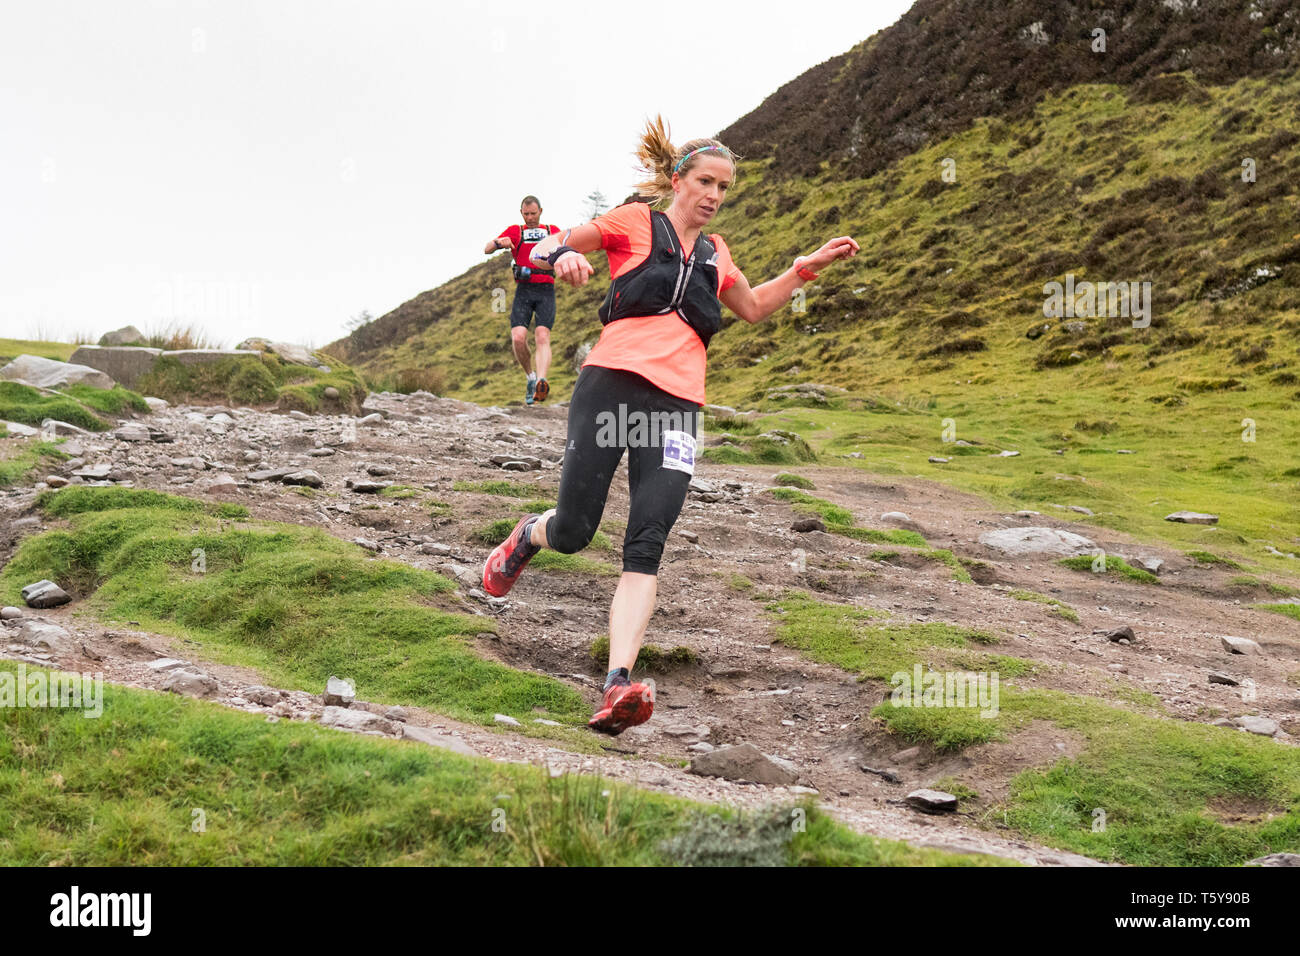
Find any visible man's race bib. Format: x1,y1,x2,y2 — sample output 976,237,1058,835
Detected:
661,430,696,475
521,226,549,243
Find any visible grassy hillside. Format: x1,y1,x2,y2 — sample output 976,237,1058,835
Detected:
327,73,1299,575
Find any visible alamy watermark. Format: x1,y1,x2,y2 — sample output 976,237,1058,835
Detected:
594,405,698,449
1043,273,1151,328
0,663,103,718
889,664,1000,718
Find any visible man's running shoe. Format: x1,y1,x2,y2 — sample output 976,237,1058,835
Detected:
587,681,655,735
533,378,549,403
482,514,540,597
525,376,537,405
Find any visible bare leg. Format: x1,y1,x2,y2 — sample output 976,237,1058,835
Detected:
510,326,532,375
606,572,657,671
534,326,552,380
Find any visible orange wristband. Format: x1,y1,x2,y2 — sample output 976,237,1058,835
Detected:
795,258,819,281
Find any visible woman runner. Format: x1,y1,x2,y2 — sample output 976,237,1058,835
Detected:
482,115,858,734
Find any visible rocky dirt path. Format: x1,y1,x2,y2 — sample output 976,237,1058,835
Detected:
4,389,1299,865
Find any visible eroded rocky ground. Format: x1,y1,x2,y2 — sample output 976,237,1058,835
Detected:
4,389,1299,866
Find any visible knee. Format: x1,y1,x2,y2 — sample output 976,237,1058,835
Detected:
535,327,551,346
622,522,668,575
545,513,595,555
510,327,527,346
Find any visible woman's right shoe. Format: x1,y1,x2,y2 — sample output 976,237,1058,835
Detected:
482,514,541,597
588,681,655,735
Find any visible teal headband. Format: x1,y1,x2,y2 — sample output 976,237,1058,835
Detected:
673,145,729,175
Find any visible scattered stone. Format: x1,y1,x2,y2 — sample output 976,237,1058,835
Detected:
323,386,340,400
928,456,950,464
420,542,452,556
320,706,398,735
288,410,311,421
1105,626,1136,643
354,537,380,552
11,516,39,532
687,743,799,785
308,447,336,457
860,765,903,783
977,527,1096,557
678,529,699,544
98,325,149,346
21,580,71,609
993,449,1020,457
1139,556,1164,575
357,413,384,427
204,474,238,494
161,668,219,698
1117,449,1134,454
532,718,561,726
349,481,390,494
323,676,356,706
1221,635,1262,656
170,456,209,470
383,706,409,722
242,686,283,706
1068,505,1094,515
880,511,912,524
247,467,296,482
401,724,479,756
1165,511,1218,525
144,397,170,411
145,657,188,671
1246,853,1300,866
493,713,522,727
1208,672,1239,687
662,723,710,739
0,606,21,620
791,518,826,533
112,423,152,442
282,469,324,488
2,420,39,437
687,742,715,753
905,789,959,814
366,464,396,477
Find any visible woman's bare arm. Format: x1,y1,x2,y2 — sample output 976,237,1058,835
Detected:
720,236,859,323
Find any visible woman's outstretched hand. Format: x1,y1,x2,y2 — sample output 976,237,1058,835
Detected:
801,236,860,273
555,251,595,287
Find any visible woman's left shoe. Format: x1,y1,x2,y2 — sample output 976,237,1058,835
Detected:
482,514,541,597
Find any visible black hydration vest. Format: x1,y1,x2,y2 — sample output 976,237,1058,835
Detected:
597,210,723,348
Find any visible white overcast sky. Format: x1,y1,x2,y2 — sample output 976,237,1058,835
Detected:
1,0,912,349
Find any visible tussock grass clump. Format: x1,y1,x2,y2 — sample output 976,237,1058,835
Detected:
589,635,698,671
1059,555,1161,584
0,381,110,432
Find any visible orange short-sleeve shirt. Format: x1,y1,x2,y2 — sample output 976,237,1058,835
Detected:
583,201,743,405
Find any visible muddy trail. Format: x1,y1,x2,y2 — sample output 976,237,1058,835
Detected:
4,389,1299,866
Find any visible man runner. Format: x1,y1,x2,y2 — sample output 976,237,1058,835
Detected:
485,196,560,404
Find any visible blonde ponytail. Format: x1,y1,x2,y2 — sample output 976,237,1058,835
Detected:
633,114,737,206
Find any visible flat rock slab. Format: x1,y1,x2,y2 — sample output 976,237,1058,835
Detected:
1221,635,1262,656
1165,511,1218,525
687,742,798,785
69,345,164,388
13,618,75,653
1246,853,1300,866
401,724,480,757
1,354,115,389
906,789,959,814
320,705,398,735
977,527,1096,557
1234,715,1280,736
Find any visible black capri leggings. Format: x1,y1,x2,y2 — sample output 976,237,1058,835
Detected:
545,365,700,574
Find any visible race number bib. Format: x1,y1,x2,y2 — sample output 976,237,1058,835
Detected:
521,226,548,243
661,430,696,475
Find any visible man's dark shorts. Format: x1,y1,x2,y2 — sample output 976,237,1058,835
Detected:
509,281,556,330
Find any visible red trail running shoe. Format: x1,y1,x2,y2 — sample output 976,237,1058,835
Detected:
588,681,655,735
482,514,540,597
